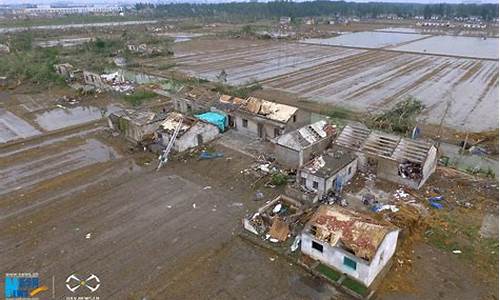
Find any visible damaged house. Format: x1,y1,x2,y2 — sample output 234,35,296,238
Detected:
108,109,166,145
173,94,215,115
54,63,76,80
155,112,220,152
301,205,399,287
272,120,337,167
243,195,304,243
299,145,357,197
83,71,107,90
335,124,437,189
216,95,310,140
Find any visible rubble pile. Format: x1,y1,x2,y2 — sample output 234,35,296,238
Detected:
243,195,304,243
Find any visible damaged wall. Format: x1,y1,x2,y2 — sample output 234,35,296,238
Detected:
228,109,310,140
160,122,219,152
174,97,211,115
300,229,399,287
419,146,437,188
273,136,334,168
300,159,357,197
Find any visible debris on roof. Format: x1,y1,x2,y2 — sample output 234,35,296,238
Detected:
160,112,194,133
219,95,298,123
273,120,336,150
302,146,357,178
306,205,397,261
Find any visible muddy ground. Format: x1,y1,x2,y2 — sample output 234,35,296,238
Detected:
0,19,498,299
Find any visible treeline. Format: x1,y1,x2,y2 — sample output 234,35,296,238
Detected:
134,1,499,21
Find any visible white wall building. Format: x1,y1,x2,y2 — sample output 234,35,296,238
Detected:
299,146,357,197
301,205,399,287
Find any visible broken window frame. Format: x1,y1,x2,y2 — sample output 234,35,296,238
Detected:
312,240,323,253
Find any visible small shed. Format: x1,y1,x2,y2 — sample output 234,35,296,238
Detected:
108,109,165,144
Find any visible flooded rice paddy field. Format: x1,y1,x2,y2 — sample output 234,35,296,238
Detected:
0,91,122,144
304,31,430,49
169,36,498,132
393,35,499,60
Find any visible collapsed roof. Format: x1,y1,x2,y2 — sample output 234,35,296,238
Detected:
335,123,435,164
110,109,163,126
301,145,357,178
218,95,298,124
306,205,398,261
273,120,336,150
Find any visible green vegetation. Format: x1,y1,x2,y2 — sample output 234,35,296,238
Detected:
426,213,498,276
270,172,288,186
136,2,498,21
316,264,341,282
123,89,156,106
213,80,263,99
0,15,145,28
0,33,65,87
342,277,368,296
368,97,424,135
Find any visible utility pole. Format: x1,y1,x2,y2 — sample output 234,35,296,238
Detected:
436,99,451,151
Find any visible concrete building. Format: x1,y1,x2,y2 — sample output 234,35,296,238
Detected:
335,124,437,189
271,120,336,168
216,95,310,140
54,63,75,80
83,71,107,90
301,205,399,287
108,109,165,145
173,95,214,115
299,146,357,197
156,112,220,152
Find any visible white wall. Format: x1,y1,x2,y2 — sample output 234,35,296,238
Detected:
301,228,399,287
300,159,357,197
174,123,219,152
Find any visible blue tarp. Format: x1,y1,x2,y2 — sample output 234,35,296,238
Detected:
195,112,226,132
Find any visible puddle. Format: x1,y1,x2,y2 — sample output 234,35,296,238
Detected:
375,27,419,33
303,31,429,48
0,109,41,143
35,104,121,131
393,35,499,59
0,138,120,196
36,37,92,48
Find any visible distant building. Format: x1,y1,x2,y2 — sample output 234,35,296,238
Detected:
298,145,357,197
17,4,122,15
301,205,399,287
271,120,336,168
54,63,75,80
334,123,437,189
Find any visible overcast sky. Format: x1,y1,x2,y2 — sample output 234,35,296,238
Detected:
4,0,499,5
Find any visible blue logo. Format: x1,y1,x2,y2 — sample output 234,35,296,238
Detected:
5,273,46,299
